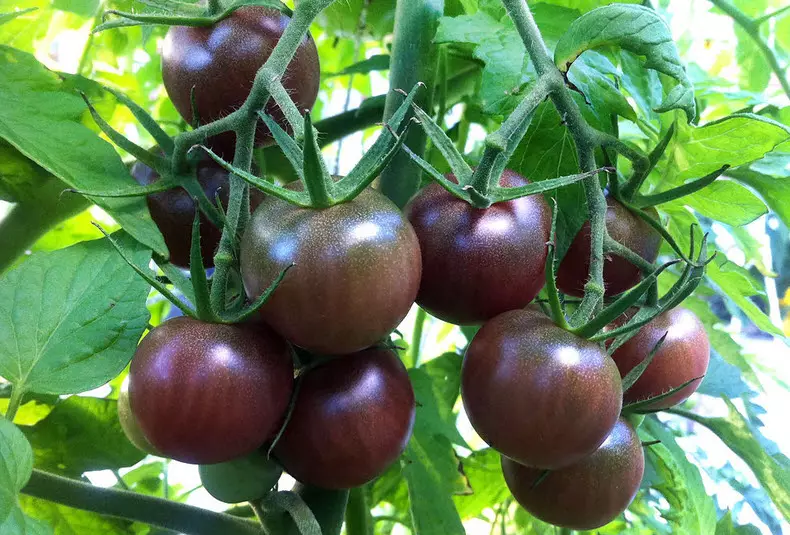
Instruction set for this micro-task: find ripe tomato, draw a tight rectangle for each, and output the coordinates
[502,418,644,530]
[161,6,320,156]
[612,307,710,409]
[462,309,622,469]
[274,348,415,489]
[404,170,551,325]
[556,198,661,297]
[240,187,422,355]
[117,380,159,455]
[129,317,294,464]
[131,158,262,268]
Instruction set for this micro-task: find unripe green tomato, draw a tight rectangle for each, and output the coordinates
[199,451,282,504]
[117,381,160,456]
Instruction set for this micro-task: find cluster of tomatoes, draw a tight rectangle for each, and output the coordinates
[117,5,711,529]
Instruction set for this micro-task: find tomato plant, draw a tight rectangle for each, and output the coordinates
[274,348,415,489]
[1,0,789,534]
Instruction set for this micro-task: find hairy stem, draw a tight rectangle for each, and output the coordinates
[22,470,262,535]
[344,487,373,535]
[709,0,790,99]
[379,0,444,207]
[501,0,606,325]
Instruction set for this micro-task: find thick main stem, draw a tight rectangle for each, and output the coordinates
[502,0,606,325]
[22,470,262,535]
[379,0,444,207]
[344,487,373,535]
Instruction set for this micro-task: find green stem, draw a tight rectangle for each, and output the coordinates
[0,179,90,275]
[604,235,656,273]
[112,470,130,491]
[379,0,444,207]
[22,470,261,535]
[4,385,24,422]
[344,487,373,535]
[408,307,427,367]
[501,0,606,325]
[709,0,790,99]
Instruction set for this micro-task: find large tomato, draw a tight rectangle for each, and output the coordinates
[612,307,710,409]
[161,6,320,156]
[240,187,422,355]
[131,158,262,268]
[462,308,622,469]
[502,418,644,530]
[556,198,661,297]
[404,170,551,325]
[274,348,415,489]
[128,317,294,464]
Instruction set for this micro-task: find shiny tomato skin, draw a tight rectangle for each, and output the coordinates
[502,418,644,530]
[240,187,422,355]
[131,159,262,268]
[129,317,294,464]
[462,309,622,469]
[404,170,551,325]
[274,348,415,489]
[556,198,661,297]
[161,6,320,157]
[613,307,710,409]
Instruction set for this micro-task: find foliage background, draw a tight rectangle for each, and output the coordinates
[0,0,789,534]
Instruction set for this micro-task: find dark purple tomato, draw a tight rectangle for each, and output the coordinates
[462,309,622,469]
[240,187,422,355]
[117,381,159,456]
[161,6,320,157]
[502,418,644,530]
[274,348,415,489]
[612,307,710,409]
[556,198,661,297]
[129,317,294,464]
[404,170,551,325]
[131,158,263,268]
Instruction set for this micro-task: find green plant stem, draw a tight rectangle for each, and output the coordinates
[502,0,606,325]
[22,470,262,535]
[709,0,790,100]
[379,0,444,207]
[408,307,427,367]
[4,385,24,422]
[0,180,90,275]
[344,487,373,535]
[604,235,656,273]
[112,470,130,491]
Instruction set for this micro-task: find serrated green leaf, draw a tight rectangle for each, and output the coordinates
[679,180,767,226]
[0,8,37,27]
[715,511,762,535]
[0,45,166,256]
[568,51,637,122]
[0,419,33,524]
[642,416,717,535]
[675,400,790,523]
[20,495,134,535]
[331,54,390,77]
[453,448,509,520]
[420,353,466,447]
[553,4,696,120]
[734,25,771,94]
[22,396,145,477]
[0,233,151,395]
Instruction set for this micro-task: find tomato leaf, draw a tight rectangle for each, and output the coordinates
[0,45,167,257]
[641,416,718,535]
[22,396,146,477]
[0,419,33,524]
[0,233,151,395]
[19,496,134,535]
[715,511,762,535]
[673,400,790,523]
[0,8,37,26]
[453,448,509,520]
[553,4,696,121]
[0,505,54,535]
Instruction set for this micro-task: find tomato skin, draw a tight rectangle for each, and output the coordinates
[613,307,710,409]
[462,309,622,469]
[240,188,422,355]
[129,317,294,464]
[161,6,320,157]
[404,170,551,325]
[131,159,262,268]
[556,198,661,297]
[274,348,415,489]
[117,382,160,456]
[502,418,644,531]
